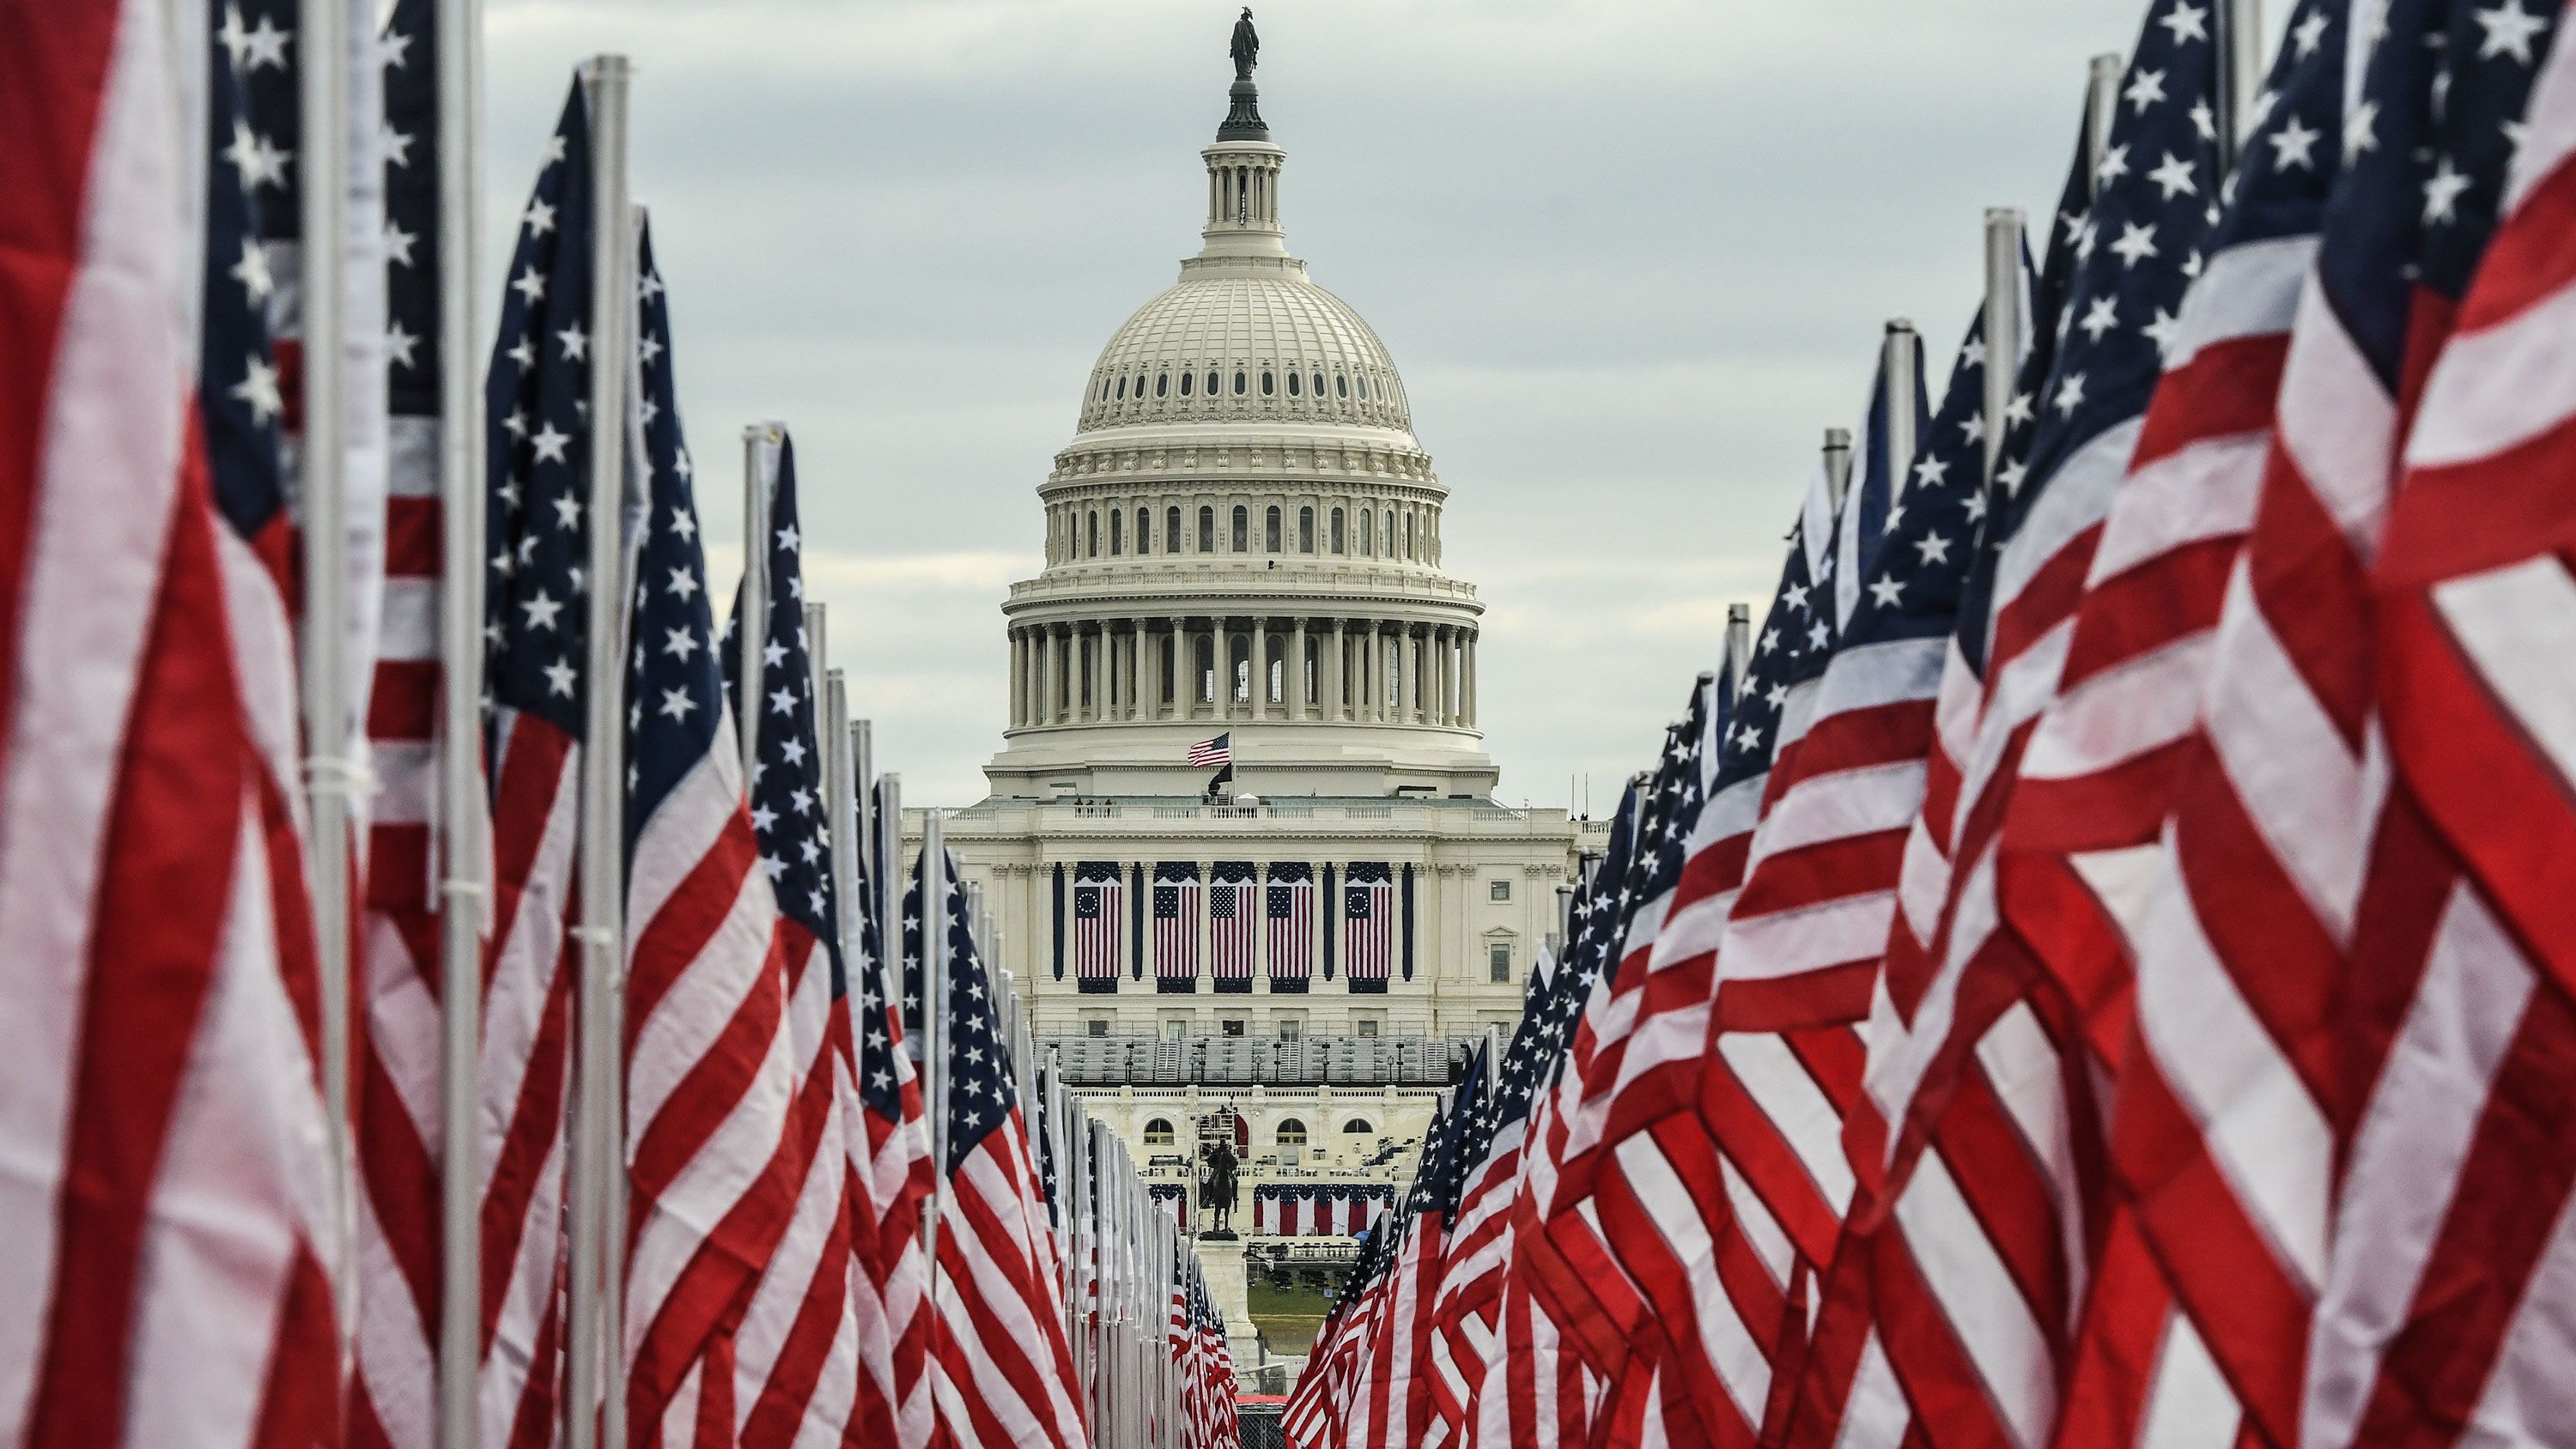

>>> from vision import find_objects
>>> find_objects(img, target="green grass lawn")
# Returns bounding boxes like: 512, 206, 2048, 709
1247, 1277, 1332, 1355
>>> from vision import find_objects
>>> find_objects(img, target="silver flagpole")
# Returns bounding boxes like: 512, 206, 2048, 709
2217, 0, 2266, 175
738, 423, 780, 782
564, 53, 635, 1449
823, 672, 854, 961
296, 0, 357, 1331
878, 773, 904, 1051
1982, 209, 2026, 486
1724, 602, 1752, 698
434, 0, 491, 1439
1882, 320, 1919, 506
1820, 427, 1853, 513
2084, 52, 2123, 193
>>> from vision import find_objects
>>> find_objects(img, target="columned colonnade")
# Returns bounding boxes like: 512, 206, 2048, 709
1007, 615, 1479, 730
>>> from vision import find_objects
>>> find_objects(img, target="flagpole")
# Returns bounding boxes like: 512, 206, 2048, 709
1882, 320, 1919, 505
850, 718, 874, 892
877, 773, 903, 1045
1725, 602, 1751, 696
2217, 0, 2265, 173
1982, 209, 2025, 485
2084, 52, 2122, 191
295, 0, 358, 1335
823, 670, 854, 965
738, 423, 780, 781
1820, 427, 1853, 512
564, 53, 635, 1449
434, 0, 491, 1440
921, 809, 951, 1270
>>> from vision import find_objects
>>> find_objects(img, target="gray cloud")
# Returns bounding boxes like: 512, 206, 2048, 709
485, 0, 2166, 804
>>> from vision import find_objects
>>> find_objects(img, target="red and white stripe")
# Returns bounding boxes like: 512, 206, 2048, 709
0, 3, 340, 1441
621, 704, 800, 1444
1211, 878, 1255, 984
2309, 33, 2576, 1443
929, 1104, 1088, 1449
845, 939, 935, 1449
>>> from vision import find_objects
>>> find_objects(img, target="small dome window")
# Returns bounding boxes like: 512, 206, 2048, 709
1206, 371, 1220, 396
1113, 376, 1124, 400
1155, 372, 1169, 397
1233, 370, 1247, 396
1098, 377, 1110, 401
1260, 371, 1274, 397
1335, 374, 1348, 399
1180, 370, 1194, 397
1286, 371, 1302, 397
1313, 372, 1326, 397
1133, 373, 1147, 400
1357, 375, 1370, 400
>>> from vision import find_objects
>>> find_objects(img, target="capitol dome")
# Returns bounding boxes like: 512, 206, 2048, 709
988, 41, 1493, 801
1078, 274, 1413, 435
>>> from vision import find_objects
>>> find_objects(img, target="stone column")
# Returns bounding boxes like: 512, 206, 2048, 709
1251, 617, 1269, 721
1170, 616, 1188, 720
1328, 620, 1346, 722
1005, 629, 1022, 727
1041, 625, 1060, 725
1291, 618, 1309, 720
1082, 626, 1099, 723
1463, 633, 1477, 727
1130, 621, 1148, 722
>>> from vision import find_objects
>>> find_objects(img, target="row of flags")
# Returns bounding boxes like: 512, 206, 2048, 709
1286, 0, 2576, 1444
1084, 864, 1389, 988
0, 5, 1242, 1447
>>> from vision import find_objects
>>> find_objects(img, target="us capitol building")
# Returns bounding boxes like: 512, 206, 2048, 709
908, 25, 1599, 1283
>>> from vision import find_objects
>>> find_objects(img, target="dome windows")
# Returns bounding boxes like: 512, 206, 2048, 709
1155, 372, 1169, 397
1286, 371, 1301, 397
1331, 508, 1346, 554
1232, 371, 1247, 397
1167, 506, 1182, 553
1179, 370, 1194, 397
1313, 372, 1326, 398
1261, 370, 1275, 397
1114, 376, 1127, 400
1199, 506, 1215, 553
1206, 370, 1220, 397
1098, 377, 1110, 401
1357, 374, 1370, 400
1230, 506, 1249, 553
1336, 374, 1349, 399
1264, 506, 1281, 552
1299, 506, 1315, 553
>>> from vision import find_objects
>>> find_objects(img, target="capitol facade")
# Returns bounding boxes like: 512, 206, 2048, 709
909, 45, 1598, 1237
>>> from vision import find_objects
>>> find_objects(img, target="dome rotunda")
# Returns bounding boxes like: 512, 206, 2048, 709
1078, 274, 1412, 436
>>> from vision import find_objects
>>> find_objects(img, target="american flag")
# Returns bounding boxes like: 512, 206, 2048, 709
1838, 2, 2228, 1439
850, 782, 936, 1446
1154, 869, 1201, 988
620, 216, 806, 1443
1350, 1064, 1485, 1449
1984, 3, 2359, 1443
2337, 13, 2576, 1439
1343, 867, 1395, 986
1188, 732, 1232, 767
350, 0, 473, 1440
1072, 868, 1123, 984
467, 82, 607, 1441
722, 430, 875, 1439
920, 848, 1089, 1448
1211, 869, 1258, 987
0, 4, 341, 1440
1266, 868, 1315, 988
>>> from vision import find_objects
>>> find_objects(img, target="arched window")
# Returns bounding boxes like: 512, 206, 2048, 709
1086, 512, 1098, 558
1144, 1118, 1176, 1148
1155, 372, 1169, 397
1403, 512, 1413, 559
1330, 507, 1346, 553
1261, 370, 1275, 397
1196, 634, 1217, 703
1109, 509, 1122, 555
1299, 506, 1315, 553
1384, 510, 1396, 557
1233, 370, 1247, 396
1358, 508, 1373, 555
1231, 506, 1249, 553
1199, 506, 1215, 553
1170, 506, 1185, 553
1137, 508, 1151, 554
1341, 1118, 1374, 1136
1180, 369, 1194, 397
1230, 634, 1251, 703
1286, 371, 1302, 397
1264, 506, 1282, 552
1277, 1119, 1309, 1149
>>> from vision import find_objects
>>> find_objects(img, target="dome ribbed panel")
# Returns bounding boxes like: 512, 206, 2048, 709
1076, 274, 1412, 435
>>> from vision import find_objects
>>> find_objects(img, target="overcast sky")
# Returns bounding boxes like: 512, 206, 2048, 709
486, 0, 2154, 809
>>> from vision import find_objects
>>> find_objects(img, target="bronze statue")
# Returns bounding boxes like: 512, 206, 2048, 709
1200, 1137, 1241, 1236
1230, 9, 1260, 82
